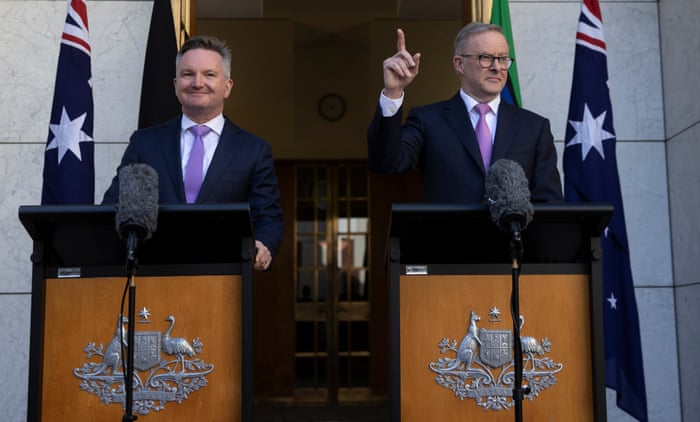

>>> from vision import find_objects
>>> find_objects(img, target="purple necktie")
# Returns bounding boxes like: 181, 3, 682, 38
475, 103, 492, 171
184, 125, 211, 203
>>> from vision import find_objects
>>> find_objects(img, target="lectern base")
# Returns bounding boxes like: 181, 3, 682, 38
398, 273, 595, 421
40, 275, 242, 421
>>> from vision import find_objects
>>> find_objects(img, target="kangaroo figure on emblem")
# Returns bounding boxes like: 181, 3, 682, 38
100, 314, 128, 374
444, 310, 482, 370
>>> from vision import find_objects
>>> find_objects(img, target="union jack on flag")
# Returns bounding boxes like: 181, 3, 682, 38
41, 0, 95, 204
563, 0, 648, 421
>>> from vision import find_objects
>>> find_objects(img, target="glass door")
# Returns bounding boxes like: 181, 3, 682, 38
294, 163, 371, 403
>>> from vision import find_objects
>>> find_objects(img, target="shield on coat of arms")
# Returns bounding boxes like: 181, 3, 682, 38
133, 331, 161, 371
479, 329, 512, 368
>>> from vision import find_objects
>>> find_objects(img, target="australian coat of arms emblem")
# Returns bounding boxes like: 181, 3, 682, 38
429, 308, 563, 410
73, 309, 214, 415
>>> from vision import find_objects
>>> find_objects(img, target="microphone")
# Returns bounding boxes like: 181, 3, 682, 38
115, 163, 159, 272
485, 159, 534, 235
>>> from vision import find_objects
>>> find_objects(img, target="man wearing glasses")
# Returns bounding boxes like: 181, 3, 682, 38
367, 23, 563, 204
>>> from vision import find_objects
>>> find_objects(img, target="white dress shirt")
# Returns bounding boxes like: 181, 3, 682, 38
180, 114, 225, 180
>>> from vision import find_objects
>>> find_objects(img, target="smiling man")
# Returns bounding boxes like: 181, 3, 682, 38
103, 35, 283, 271
367, 23, 563, 204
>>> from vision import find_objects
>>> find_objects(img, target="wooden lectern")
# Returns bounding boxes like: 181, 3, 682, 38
19, 204, 254, 422
387, 203, 612, 422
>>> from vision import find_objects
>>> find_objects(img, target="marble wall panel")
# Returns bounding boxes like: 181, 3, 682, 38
667, 126, 700, 285
615, 141, 672, 287
0, 294, 31, 422
0, 144, 45, 293
658, 0, 700, 138
554, 139, 672, 288
512, 2, 663, 142
675, 283, 700, 422
0, 1, 150, 143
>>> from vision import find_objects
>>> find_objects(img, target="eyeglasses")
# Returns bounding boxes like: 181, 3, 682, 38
460, 54, 514, 70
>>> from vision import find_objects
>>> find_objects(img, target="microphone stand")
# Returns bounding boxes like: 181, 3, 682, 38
508, 221, 529, 422
122, 234, 139, 422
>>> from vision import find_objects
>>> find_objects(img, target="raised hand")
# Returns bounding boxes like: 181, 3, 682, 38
382, 28, 421, 99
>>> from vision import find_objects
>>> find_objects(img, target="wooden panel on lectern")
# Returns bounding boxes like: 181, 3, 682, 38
400, 274, 593, 421
40, 275, 241, 421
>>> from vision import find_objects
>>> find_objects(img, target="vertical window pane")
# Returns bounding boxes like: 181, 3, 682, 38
317, 269, 327, 302
296, 200, 315, 233
338, 356, 370, 388
316, 167, 328, 199
350, 200, 368, 219
297, 270, 314, 302
317, 201, 327, 233
296, 321, 315, 352
337, 166, 348, 198
297, 236, 316, 267
351, 321, 369, 351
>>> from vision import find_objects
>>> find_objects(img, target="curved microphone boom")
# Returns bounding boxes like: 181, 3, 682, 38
115, 163, 159, 272
485, 159, 534, 235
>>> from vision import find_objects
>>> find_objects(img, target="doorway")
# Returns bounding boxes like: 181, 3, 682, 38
293, 163, 371, 403
254, 161, 420, 407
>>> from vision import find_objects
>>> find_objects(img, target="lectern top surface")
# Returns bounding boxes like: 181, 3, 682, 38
388, 203, 613, 264
18, 203, 253, 268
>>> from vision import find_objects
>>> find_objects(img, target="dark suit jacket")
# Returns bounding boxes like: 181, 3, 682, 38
367, 93, 563, 203
103, 116, 284, 256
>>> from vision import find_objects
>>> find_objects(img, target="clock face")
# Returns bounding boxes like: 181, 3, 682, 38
318, 93, 346, 121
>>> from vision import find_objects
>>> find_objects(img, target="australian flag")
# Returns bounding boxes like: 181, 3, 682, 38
41, 0, 95, 204
563, 0, 648, 421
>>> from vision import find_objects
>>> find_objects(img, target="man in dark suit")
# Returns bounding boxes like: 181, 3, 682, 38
367, 23, 562, 203
103, 35, 283, 271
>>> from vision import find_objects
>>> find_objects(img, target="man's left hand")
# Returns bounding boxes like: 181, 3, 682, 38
254, 240, 272, 271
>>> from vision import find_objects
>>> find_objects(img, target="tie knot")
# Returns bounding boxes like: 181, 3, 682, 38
475, 103, 491, 116
189, 125, 211, 138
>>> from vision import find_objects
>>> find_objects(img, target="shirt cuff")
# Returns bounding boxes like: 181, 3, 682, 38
379, 91, 403, 117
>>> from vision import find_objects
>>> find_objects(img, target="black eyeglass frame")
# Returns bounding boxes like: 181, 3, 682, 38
459, 54, 514, 69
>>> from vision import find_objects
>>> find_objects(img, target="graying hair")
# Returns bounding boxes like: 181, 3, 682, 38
175, 35, 232, 79
453, 23, 505, 55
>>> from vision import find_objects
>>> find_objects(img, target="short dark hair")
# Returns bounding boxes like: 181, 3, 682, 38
175, 35, 232, 78
454, 23, 505, 55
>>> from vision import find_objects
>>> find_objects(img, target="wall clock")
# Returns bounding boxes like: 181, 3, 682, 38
317, 93, 346, 121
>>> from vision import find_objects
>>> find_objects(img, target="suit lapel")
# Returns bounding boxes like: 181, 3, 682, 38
492, 102, 518, 162
444, 93, 486, 173
158, 117, 187, 203
197, 119, 243, 202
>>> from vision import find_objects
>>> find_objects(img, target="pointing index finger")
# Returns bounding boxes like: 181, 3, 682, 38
396, 28, 406, 52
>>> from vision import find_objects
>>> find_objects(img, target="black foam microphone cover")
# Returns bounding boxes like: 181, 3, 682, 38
485, 159, 534, 232
115, 163, 159, 241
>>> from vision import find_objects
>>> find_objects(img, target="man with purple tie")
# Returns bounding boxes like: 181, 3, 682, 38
103, 35, 283, 271
367, 23, 562, 203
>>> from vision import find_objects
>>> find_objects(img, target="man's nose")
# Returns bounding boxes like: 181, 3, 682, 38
489, 60, 504, 71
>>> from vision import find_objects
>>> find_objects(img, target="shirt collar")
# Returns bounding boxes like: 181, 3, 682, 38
459, 90, 501, 115
181, 114, 225, 136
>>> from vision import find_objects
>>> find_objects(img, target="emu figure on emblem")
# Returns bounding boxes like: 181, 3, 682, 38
162, 315, 196, 372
